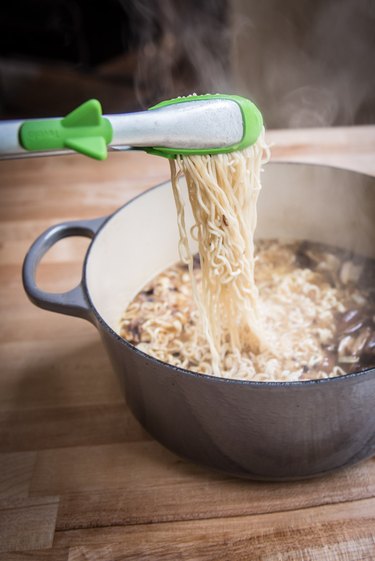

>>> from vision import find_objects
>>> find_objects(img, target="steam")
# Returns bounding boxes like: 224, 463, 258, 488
119, 0, 232, 108
232, 0, 375, 127
118, 0, 374, 127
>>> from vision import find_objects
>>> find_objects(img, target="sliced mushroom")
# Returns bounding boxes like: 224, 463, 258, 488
316, 253, 341, 278
296, 242, 341, 285
338, 335, 353, 357
336, 308, 367, 335
340, 261, 363, 285
351, 328, 371, 356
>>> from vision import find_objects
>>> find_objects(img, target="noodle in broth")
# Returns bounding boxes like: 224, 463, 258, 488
120, 240, 375, 381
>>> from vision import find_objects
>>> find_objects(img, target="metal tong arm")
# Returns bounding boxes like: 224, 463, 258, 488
0, 98, 244, 161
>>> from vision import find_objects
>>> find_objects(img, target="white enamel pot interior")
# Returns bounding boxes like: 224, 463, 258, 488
87, 162, 375, 331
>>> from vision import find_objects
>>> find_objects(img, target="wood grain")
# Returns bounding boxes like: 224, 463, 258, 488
0, 496, 59, 553
0, 551, 68, 561
56, 498, 375, 561
55, 458, 375, 531
269, 126, 375, 175
0, 453, 36, 499
0, 405, 149, 453
27, 440, 374, 530
1, 127, 375, 558
0, 339, 121, 410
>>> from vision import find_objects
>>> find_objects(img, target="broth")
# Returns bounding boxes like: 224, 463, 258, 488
120, 240, 375, 381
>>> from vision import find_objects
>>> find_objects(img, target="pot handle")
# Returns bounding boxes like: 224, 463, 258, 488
22, 216, 107, 323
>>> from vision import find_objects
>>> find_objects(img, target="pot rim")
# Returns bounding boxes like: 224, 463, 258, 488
83, 161, 375, 389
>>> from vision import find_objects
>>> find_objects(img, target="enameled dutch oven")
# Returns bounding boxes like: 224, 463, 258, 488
23, 162, 375, 480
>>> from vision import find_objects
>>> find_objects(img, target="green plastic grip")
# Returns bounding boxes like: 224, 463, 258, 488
19, 100, 113, 160
145, 93, 263, 158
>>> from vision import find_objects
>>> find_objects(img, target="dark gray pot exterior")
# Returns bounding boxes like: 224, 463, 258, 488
99, 325, 375, 480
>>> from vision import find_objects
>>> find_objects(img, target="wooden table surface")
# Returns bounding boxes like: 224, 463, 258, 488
1, 126, 375, 561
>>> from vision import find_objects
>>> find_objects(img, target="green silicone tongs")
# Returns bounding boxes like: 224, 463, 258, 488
0, 94, 263, 160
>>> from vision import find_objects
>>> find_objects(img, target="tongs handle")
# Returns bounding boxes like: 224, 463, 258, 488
0, 100, 112, 161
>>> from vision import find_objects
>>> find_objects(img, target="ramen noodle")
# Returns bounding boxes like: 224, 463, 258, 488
167, 131, 270, 374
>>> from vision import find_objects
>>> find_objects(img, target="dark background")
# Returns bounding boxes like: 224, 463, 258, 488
0, 0, 374, 127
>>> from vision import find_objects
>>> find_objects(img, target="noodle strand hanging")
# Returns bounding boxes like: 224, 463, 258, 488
169, 129, 270, 375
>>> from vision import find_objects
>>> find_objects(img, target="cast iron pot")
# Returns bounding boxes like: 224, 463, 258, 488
23, 162, 375, 480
